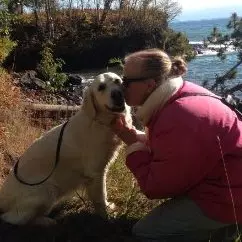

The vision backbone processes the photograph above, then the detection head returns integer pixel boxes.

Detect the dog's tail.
[1,151,18,178]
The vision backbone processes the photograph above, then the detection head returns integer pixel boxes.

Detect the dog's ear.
[82,86,97,119]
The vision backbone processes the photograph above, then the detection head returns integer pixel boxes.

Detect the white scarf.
[136,76,184,126]
[126,76,183,156]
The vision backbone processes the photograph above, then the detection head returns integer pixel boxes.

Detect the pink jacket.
[126,78,242,223]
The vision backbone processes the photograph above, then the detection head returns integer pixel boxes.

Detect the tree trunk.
[24,103,80,119]
[45,0,55,39]
[99,0,113,26]
[34,0,39,28]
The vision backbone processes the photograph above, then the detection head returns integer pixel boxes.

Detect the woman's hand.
[111,115,139,145]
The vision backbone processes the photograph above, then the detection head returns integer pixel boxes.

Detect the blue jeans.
[133,197,230,242]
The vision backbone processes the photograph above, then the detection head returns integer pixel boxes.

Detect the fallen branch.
[23,102,81,119]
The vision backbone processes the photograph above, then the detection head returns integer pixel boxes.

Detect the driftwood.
[23,102,81,119]
[23,102,144,130]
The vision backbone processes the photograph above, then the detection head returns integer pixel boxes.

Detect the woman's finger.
[111,117,124,131]
[119,115,129,127]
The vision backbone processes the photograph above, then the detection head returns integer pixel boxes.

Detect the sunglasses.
[122,76,151,88]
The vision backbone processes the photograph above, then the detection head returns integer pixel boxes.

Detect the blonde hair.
[124,48,187,84]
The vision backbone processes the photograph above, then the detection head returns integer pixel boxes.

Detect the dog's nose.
[111,90,124,106]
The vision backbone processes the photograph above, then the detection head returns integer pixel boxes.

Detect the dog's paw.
[106,202,118,218]
[94,201,117,219]
[106,201,116,211]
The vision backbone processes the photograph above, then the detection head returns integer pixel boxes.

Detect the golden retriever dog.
[0,72,132,226]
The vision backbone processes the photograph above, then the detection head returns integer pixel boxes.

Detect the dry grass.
[107,150,160,220]
[0,69,20,111]
[0,70,43,184]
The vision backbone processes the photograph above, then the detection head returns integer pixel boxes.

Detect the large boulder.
[20,70,46,90]
[65,73,83,86]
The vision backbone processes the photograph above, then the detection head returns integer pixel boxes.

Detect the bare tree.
[32,0,40,27]
[93,0,101,23]
[78,0,85,10]
[67,0,73,16]
[157,0,181,22]
[22,0,45,27]
[119,0,128,10]
[7,0,23,14]
[44,0,56,39]
[99,0,114,25]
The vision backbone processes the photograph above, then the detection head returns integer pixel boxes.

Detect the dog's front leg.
[86,172,108,218]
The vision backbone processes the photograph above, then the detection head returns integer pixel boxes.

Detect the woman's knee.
[132,220,143,236]
[132,219,157,239]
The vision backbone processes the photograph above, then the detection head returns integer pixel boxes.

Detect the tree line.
[0,0,193,72]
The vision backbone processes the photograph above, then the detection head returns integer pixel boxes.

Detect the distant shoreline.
[171,17,229,23]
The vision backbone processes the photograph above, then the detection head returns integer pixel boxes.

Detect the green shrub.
[0,37,16,65]
[0,7,13,37]
[37,42,68,92]
[108,57,123,65]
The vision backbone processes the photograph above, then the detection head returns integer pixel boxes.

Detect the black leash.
[173,92,242,119]
[13,121,69,186]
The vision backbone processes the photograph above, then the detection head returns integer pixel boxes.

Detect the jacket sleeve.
[125,124,220,199]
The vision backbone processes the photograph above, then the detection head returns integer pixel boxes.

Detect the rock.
[28,70,37,79]
[13,78,20,85]
[25,97,34,103]
[20,71,34,85]
[65,73,83,86]
[11,72,21,79]
[13,71,86,106]
[20,70,46,90]
[33,78,46,89]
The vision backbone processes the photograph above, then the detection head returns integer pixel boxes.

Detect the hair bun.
[171,57,187,76]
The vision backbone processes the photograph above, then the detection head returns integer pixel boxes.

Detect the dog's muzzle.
[107,89,125,112]
[111,90,124,106]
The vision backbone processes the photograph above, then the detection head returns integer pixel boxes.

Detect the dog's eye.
[98,83,106,91]
[114,79,121,85]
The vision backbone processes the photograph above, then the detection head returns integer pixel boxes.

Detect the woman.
[112,48,242,241]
